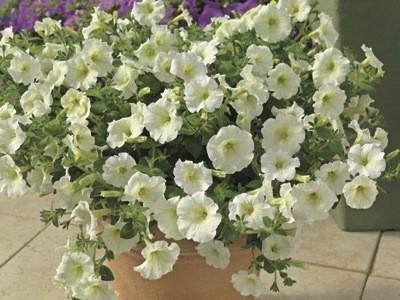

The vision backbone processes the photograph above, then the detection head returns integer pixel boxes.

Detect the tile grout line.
[359,231,383,300]
[305,261,367,275]
[0,224,50,269]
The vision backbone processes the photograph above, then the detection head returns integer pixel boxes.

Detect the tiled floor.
[1,193,399,300]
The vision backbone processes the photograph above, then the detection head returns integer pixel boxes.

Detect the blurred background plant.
[0,0,270,31]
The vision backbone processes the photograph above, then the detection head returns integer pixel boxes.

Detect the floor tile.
[0,214,45,266]
[0,191,53,220]
[293,217,380,272]
[362,276,400,300]
[0,225,74,300]
[258,265,365,300]
[372,231,400,279]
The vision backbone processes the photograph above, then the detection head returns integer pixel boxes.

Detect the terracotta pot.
[107,238,254,300]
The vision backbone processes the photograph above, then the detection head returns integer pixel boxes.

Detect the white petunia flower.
[231,93,263,131]
[64,123,95,155]
[312,85,347,118]
[20,83,53,117]
[312,48,350,88]
[144,98,183,144]
[102,153,136,188]
[45,60,68,87]
[190,40,218,65]
[214,18,241,43]
[102,221,140,254]
[344,94,374,120]
[373,128,388,150]
[0,119,25,154]
[262,234,290,260]
[112,64,139,98]
[231,271,267,298]
[72,276,118,300]
[65,54,98,90]
[261,114,305,156]
[34,17,61,36]
[173,160,213,195]
[134,241,180,280]
[153,196,184,240]
[196,240,230,269]
[71,200,97,240]
[41,43,64,60]
[107,115,144,148]
[183,76,224,113]
[122,172,166,210]
[361,44,384,73]
[260,150,300,182]
[207,125,254,174]
[267,63,300,100]
[278,0,311,22]
[254,3,291,43]
[275,183,296,222]
[347,143,386,179]
[246,45,273,76]
[315,161,350,195]
[27,167,53,195]
[312,13,338,47]
[0,103,16,121]
[8,51,41,85]
[134,39,160,68]
[292,181,337,224]
[82,8,113,39]
[153,51,177,83]
[0,155,28,198]
[343,175,378,209]
[132,0,166,27]
[176,192,222,243]
[55,252,94,286]
[229,192,275,229]
[54,174,92,210]
[82,39,113,76]
[170,52,207,82]
[151,25,177,52]
[61,88,91,124]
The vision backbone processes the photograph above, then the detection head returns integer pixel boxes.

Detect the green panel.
[319,0,400,231]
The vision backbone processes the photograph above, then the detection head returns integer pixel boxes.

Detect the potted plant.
[0,0,398,299]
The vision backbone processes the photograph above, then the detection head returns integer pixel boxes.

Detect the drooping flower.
[0,155,28,198]
[102,220,140,254]
[347,143,386,179]
[134,241,180,280]
[231,270,267,298]
[61,88,91,124]
[112,64,139,98]
[71,201,97,240]
[102,153,136,188]
[153,196,184,240]
[107,115,144,148]
[292,181,337,224]
[260,150,300,182]
[55,252,94,286]
[176,192,222,243]
[153,51,177,83]
[207,125,254,174]
[173,160,213,195]
[246,45,274,76]
[20,83,53,118]
[34,17,61,36]
[54,174,93,210]
[64,54,98,90]
[72,276,118,300]
[262,234,290,260]
[254,2,291,43]
[82,38,113,76]
[196,240,230,269]
[361,44,384,73]
[312,13,338,47]
[190,40,218,65]
[27,167,53,196]
[343,175,378,209]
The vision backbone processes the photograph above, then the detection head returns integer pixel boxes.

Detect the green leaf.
[99,265,114,281]
[120,222,136,239]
